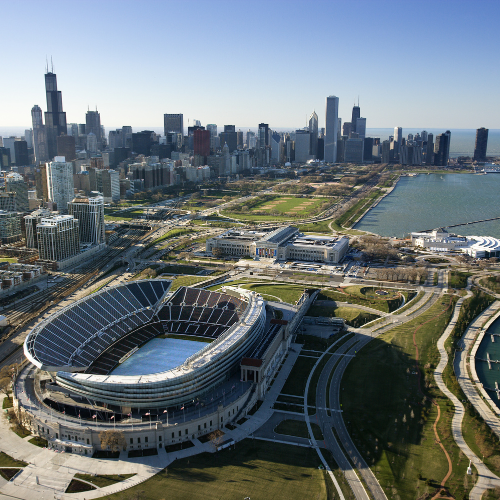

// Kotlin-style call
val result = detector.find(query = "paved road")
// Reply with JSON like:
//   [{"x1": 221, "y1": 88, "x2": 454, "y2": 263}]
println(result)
[{"x1": 313, "y1": 337, "x2": 378, "y2": 500}]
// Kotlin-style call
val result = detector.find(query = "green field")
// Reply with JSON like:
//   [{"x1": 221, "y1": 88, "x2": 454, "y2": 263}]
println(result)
[
  {"x1": 0, "y1": 257, "x2": 18, "y2": 263},
  {"x1": 99, "y1": 440, "x2": 329, "y2": 500},
  {"x1": 221, "y1": 195, "x2": 331, "y2": 221},
  {"x1": 340, "y1": 294, "x2": 477, "y2": 499}
]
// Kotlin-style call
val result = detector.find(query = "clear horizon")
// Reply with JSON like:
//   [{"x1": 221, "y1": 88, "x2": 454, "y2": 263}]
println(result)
[{"x1": 1, "y1": 0, "x2": 499, "y2": 131}]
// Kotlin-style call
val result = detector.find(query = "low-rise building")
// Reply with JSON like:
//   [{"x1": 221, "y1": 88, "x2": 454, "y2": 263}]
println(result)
[
  {"x1": 206, "y1": 226, "x2": 349, "y2": 263},
  {"x1": 411, "y1": 228, "x2": 500, "y2": 258}
]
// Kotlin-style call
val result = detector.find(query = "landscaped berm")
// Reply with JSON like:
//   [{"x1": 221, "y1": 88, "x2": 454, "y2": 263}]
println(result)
[{"x1": 100, "y1": 440, "x2": 333, "y2": 500}]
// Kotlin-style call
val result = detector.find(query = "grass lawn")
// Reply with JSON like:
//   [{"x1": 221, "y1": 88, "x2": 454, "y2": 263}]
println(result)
[
  {"x1": 169, "y1": 275, "x2": 210, "y2": 291},
  {"x1": 317, "y1": 286, "x2": 414, "y2": 314},
  {"x1": 0, "y1": 468, "x2": 21, "y2": 480},
  {"x1": 0, "y1": 257, "x2": 18, "y2": 263},
  {"x1": 393, "y1": 291, "x2": 425, "y2": 315},
  {"x1": 340, "y1": 294, "x2": 477, "y2": 499},
  {"x1": 99, "y1": 440, "x2": 328, "y2": 500},
  {"x1": 2, "y1": 396, "x2": 13, "y2": 409},
  {"x1": 448, "y1": 270, "x2": 471, "y2": 289},
  {"x1": 0, "y1": 452, "x2": 27, "y2": 468},
  {"x1": 221, "y1": 196, "x2": 331, "y2": 222},
  {"x1": 274, "y1": 419, "x2": 324, "y2": 440},
  {"x1": 281, "y1": 356, "x2": 318, "y2": 396},
  {"x1": 480, "y1": 276, "x2": 500, "y2": 294},
  {"x1": 66, "y1": 479, "x2": 96, "y2": 493},
  {"x1": 298, "y1": 220, "x2": 333, "y2": 234},
  {"x1": 28, "y1": 436, "x2": 48, "y2": 447},
  {"x1": 75, "y1": 473, "x2": 136, "y2": 488}
]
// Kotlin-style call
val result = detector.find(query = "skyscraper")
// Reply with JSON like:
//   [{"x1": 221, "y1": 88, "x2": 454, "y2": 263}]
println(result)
[
  {"x1": 164, "y1": 114, "x2": 183, "y2": 136},
  {"x1": 44, "y1": 69, "x2": 67, "y2": 160},
  {"x1": 68, "y1": 195, "x2": 105, "y2": 245},
  {"x1": 258, "y1": 123, "x2": 269, "y2": 147},
  {"x1": 434, "y1": 131, "x2": 451, "y2": 166},
  {"x1": 325, "y1": 96, "x2": 339, "y2": 163},
  {"x1": 85, "y1": 109, "x2": 102, "y2": 150},
  {"x1": 356, "y1": 118, "x2": 366, "y2": 139},
  {"x1": 309, "y1": 111, "x2": 318, "y2": 157},
  {"x1": 425, "y1": 133, "x2": 434, "y2": 165},
  {"x1": 193, "y1": 129, "x2": 210, "y2": 157},
  {"x1": 5, "y1": 173, "x2": 29, "y2": 212},
  {"x1": 473, "y1": 128, "x2": 489, "y2": 162},
  {"x1": 394, "y1": 127, "x2": 403, "y2": 160},
  {"x1": 24, "y1": 208, "x2": 51, "y2": 249},
  {"x1": 37, "y1": 215, "x2": 80, "y2": 262},
  {"x1": 57, "y1": 135, "x2": 76, "y2": 161},
  {"x1": 46, "y1": 156, "x2": 75, "y2": 212},
  {"x1": 351, "y1": 102, "x2": 360, "y2": 134},
  {"x1": 14, "y1": 140, "x2": 29, "y2": 166}
]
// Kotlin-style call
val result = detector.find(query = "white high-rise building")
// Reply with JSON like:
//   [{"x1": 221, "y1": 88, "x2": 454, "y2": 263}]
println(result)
[
  {"x1": 87, "y1": 132, "x2": 97, "y2": 153},
  {"x1": 325, "y1": 96, "x2": 339, "y2": 163},
  {"x1": 37, "y1": 215, "x2": 80, "y2": 262},
  {"x1": 31, "y1": 105, "x2": 49, "y2": 164},
  {"x1": 46, "y1": 156, "x2": 75, "y2": 212},
  {"x1": 394, "y1": 127, "x2": 403, "y2": 158},
  {"x1": 309, "y1": 111, "x2": 318, "y2": 157},
  {"x1": 68, "y1": 195, "x2": 105, "y2": 245}
]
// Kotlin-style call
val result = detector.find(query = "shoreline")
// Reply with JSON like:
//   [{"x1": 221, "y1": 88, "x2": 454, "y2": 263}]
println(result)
[
  {"x1": 350, "y1": 174, "x2": 402, "y2": 230},
  {"x1": 472, "y1": 310, "x2": 500, "y2": 415}
]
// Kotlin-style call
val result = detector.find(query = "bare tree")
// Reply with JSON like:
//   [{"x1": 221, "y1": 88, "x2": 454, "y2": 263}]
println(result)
[
  {"x1": 208, "y1": 429, "x2": 224, "y2": 453},
  {"x1": 99, "y1": 430, "x2": 127, "y2": 452}
]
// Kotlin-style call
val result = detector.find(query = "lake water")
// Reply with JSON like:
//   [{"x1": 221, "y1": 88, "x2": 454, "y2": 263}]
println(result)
[
  {"x1": 476, "y1": 318, "x2": 500, "y2": 411},
  {"x1": 354, "y1": 173, "x2": 500, "y2": 238}
]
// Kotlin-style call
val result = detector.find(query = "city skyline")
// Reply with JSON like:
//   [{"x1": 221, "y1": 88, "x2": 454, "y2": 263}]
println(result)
[{"x1": 1, "y1": 0, "x2": 499, "y2": 131}]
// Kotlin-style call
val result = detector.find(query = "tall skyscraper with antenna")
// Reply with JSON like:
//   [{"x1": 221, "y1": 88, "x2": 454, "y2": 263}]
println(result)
[
  {"x1": 351, "y1": 99, "x2": 360, "y2": 134},
  {"x1": 44, "y1": 61, "x2": 67, "y2": 160}
]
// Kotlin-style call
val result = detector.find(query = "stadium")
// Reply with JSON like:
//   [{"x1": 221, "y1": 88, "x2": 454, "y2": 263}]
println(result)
[
  {"x1": 24, "y1": 280, "x2": 266, "y2": 411},
  {"x1": 16, "y1": 279, "x2": 315, "y2": 454}
]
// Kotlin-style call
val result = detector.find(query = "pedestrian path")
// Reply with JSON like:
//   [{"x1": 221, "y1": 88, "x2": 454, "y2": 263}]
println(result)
[{"x1": 433, "y1": 280, "x2": 500, "y2": 499}]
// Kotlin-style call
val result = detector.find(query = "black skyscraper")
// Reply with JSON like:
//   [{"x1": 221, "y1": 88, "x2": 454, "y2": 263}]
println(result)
[
  {"x1": 473, "y1": 128, "x2": 488, "y2": 161},
  {"x1": 14, "y1": 140, "x2": 29, "y2": 166},
  {"x1": 44, "y1": 69, "x2": 67, "y2": 160},
  {"x1": 434, "y1": 131, "x2": 451, "y2": 166},
  {"x1": 351, "y1": 103, "x2": 360, "y2": 134},
  {"x1": 258, "y1": 123, "x2": 269, "y2": 146}
]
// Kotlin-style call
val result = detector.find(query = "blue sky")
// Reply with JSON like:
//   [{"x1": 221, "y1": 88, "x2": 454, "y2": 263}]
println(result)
[{"x1": 1, "y1": 0, "x2": 499, "y2": 131}]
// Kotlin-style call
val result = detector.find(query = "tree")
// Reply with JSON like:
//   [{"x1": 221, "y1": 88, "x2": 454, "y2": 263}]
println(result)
[
  {"x1": 0, "y1": 364, "x2": 17, "y2": 396},
  {"x1": 212, "y1": 247, "x2": 224, "y2": 258},
  {"x1": 208, "y1": 429, "x2": 224, "y2": 453},
  {"x1": 99, "y1": 430, "x2": 127, "y2": 452}
]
